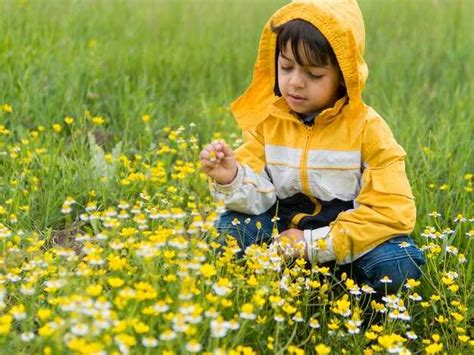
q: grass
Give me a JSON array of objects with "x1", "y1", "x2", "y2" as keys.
[{"x1": 0, "y1": 0, "x2": 472, "y2": 353}]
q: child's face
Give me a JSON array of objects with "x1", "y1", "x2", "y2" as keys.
[{"x1": 277, "y1": 43, "x2": 343, "y2": 115}]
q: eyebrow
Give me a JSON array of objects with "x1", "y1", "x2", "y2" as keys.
[{"x1": 279, "y1": 52, "x2": 327, "y2": 69}]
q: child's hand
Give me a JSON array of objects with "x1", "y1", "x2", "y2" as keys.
[
  {"x1": 273, "y1": 229, "x2": 307, "y2": 259},
  {"x1": 199, "y1": 140, "x2": 238, "y2": 185}
]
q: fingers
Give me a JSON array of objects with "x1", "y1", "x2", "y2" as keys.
[
  {"x1": 199, "y1": 158, "x2": 217, "y2": 171},
  {"x1": 199, "y1": 140, "x2": 233, "y2": 162},
  {"x1": 273, "y1": 230, "x2": 306, "y2": 260},
  {"x1": 219, "y1": 141, "x2": 235, "y2": 158}
]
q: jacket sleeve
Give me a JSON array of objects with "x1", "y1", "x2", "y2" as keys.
[
  {"x1": 209, "y1": 124, "x2": 277, "y2": 215},
  {"x1": 305, "y1": 114, "x2": 416, "y2": 264}
]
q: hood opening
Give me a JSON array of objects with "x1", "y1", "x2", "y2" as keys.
[
  {"x1": 271, "y1": 19, "x2": 347, "y2": 104},
  {"x1": 231, "y1": 0, "x2": 368, "y2": 130}
]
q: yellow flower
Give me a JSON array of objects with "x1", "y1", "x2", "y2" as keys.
[
  {"x1": 317, "y1": 238, "x2": 327, "y2": 250},
  {"x1": 315, "y1": 343, "x2": 331, "y2": 354},
  {"x1": 2, "y1": 104, "x2": 12, "y2": 113},
  {"x1": 449, "y1": 284, "x2": 459, "y2": 292},
  {"x1": 328, "y1": 319, "x2": 339, "y2": 330},
  {"x1": 365, "y1": 331, "x2": 378, "y2": 340},
  {"x1": 9, "y1": 304, "x2": 26, "y2": 319},
  {"x1": 282, "y1": 303, "x2": 297, "y2": 315},
  {"x1": 64, "y1": 116, "x2": 74, "y2": 125},
  {"x1": 108, "y1": 254, "x2": 128, "y2": 270},
  {"x1": 115, "y1": 333, "x2": 136, "y2": 347},
  {"x1": 86, "y1": 284, "x2": 102, "y2": 297},
  {"x1": 92, "y1": 116, "x2": 105, "y2": 125},
  {"x1": 404, "y1": 278, "x2": 420, "y2": 289},
  {"x1": 37, "y1": 309, "x2": 52, "y2": 321},
  {"x1": 132, "y1": 321, "x2": 150, "y2": 334},
  {"x1": 0, "y1": 314, "x2": 13, "y2": 335},
  {"x1": 241, "y1": 303, "x2": 254, "y2": 314},
  {"x1": 451, "y1": 312, "x2": 464, "y2": 321},
  {"x1": 108, "y1": 277, "x2": 125, "y2": 288},
  {"x1": 441, "y1": 276, "x2": 454, "y2": 285},
  {"x1": 167, "y1": 186, "x2": 178, "y2": 193},
  {"x1": 287, "y1": 345, "x2": 304, "y2": 355},
  {"x1": 52, "y1": 124, "x2": 62, "y2": 133},
  {"x1": 252, "y1": 290, "x2": 266, "y2": 308},
  {"x1": 221, "y1": 299, "x2": 232, "y2": 308},
  {"x1": 205, "y1": 293, "x2": 218, "y2": 303},
  {"x1": 425, "y1": 342, "x2": 443, "y2": 354},
  {"x1": 308, "y1": 280, "x2": 321, "y2": 288},
  {"x1": 377, "y1": 333, "x2": 406, "y2": 351},
  {"x1": 200, "y1": 263, "x2": 217, "y2": 278},
  {"x1": 142, "y1": 114, "x2": 151, "y2": 123},
  {"x1": 38, "y1": 324, "x2": 55, "y2": 337},
  {"x1": 332, "y1": 295, "x2": 351, "y2": 316},
  {"x1": 247, "y1": 275, "x2": 258, "y2": 286}
]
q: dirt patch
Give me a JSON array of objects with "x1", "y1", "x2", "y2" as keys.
[
  {"x1": 48, "y1": 225, "x2": 84, "y2": 255},
  {"x1": 92, "y1": 128, "x2": 113, "y2": 148}
]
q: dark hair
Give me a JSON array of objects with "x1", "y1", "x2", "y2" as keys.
[
  {"x1": 271, "y1": 19, "x2": 345, "y2": 97},
  {"x1": 271, "y1": 19, "x2": 338, "y2": 67}
]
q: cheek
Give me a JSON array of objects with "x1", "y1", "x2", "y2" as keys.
[
  {"x1": 277, "y1": 72, "x2": 287, "y2": 91},
  {"x1": 314, "y1": 79, "x2": 335, "y2": 96}
]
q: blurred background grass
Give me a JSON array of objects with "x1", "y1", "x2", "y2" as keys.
[{"x1": 0, "y1": 0, "x2": 473, "y2": 225}]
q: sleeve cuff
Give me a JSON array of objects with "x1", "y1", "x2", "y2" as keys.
[
  {"x1": 211, "y1": 164, "x2": 243, "y2": 194},
  {"x1": 303, "y1": 226, "x2": 336, "y2": 264}
]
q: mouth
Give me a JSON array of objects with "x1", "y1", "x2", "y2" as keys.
[{"x1": 288, "y1": 94, "x2": 307, "y2": 102}]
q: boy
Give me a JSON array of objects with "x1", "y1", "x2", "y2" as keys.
[{"x1": 199, "y1": 0, "x2": 424, "y2": 294}]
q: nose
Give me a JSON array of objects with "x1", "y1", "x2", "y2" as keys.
[{"x1": 288, "y1": 71, "x2": 305, "y2": 88}]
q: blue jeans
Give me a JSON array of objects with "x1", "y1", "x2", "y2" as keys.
[{"x1": 215, "y1": 209, "x2": 425, "y2": 295}]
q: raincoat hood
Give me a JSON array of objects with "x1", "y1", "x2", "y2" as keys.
[{"x1": 231, "y1": 0, "x2": 369, "y2": 130}]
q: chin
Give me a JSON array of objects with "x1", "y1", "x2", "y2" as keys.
[
  {"x1": 292, "y1": 105, "x2": 311, "y2": 115},
  {"x1": 287, "y1": 102, "x2": 305, "y2": 113}
]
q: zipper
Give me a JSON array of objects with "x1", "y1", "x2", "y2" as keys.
[
  {"x1": 290, "y1": 123, "x2": 321, "y2": 229},
  {"x1": 300, "y1": 124, "x2": 314, "y2": 197}
]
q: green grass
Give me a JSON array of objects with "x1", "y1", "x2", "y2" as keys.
[
  {"x1": 1, "y1": 0, "x2": 472, "y2": 233},
  {"x1": 0, "y1": 0, "x2": 472, "y2": 353}
]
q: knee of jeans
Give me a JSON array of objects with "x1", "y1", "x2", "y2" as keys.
[
  {"x1": 215, "y1": 210, "x2": 274, "y2": 245},
  {"x1": 372, "y1": 257, "x2": 423, "y2": 294}
]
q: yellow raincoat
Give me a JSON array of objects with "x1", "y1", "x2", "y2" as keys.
[{"x1": 211, "y1": 0, "x2": 416, "y2": 264}]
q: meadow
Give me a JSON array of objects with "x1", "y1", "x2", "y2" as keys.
[{"x1": 0, "y1": 0, "x2": 473, "y2": 353}]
